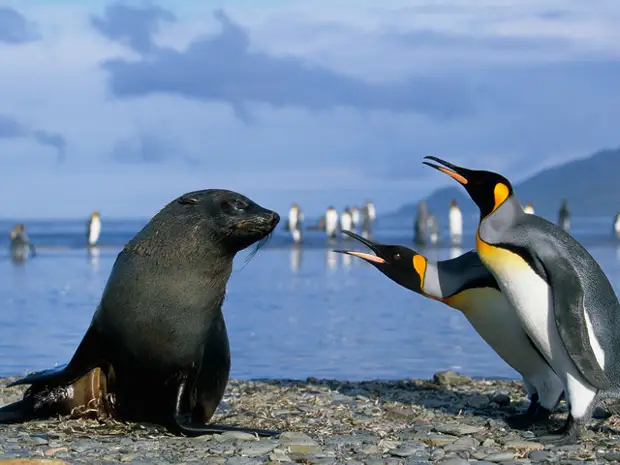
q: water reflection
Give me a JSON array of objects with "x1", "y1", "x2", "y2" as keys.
[
  {"x1": 341, "y1": 252, "x2": 352, "y2": 269},
  {"x1": 449, "y1": 246, "x2": 463, "y2": 259},
  {"x1": 289, "y1": 245, "x2": 302, "y2": 273},
  {"x1": 88, "y1": 246, "x2": 100, "y2": 270},
  {"x1": 326, "y1": 249, "x2": 338, "y2": 272}
]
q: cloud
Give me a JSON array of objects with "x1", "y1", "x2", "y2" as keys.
[
  {"x1": 97, "y1": 9, "x2": 473, "y2": 122},
  {"x1": 0, "y1": 114, "x2": 66, "y2": 163},
  {"x1": 90, "y1": 2, "x2": 176, "y2": 54},
  {"x1": 0, "y1": 7, "x2": 40, "y2": 44},
  {"x1": 1, "y1": 0, "x2": 620, "y2": 218}
]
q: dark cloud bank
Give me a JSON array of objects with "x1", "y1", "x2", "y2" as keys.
[
  {"x1": 0, "y1": 6, "x2": 40, "y2": 44},
  {"x1": 0, "y1": 115, "x2": 66, "y2": 163}
]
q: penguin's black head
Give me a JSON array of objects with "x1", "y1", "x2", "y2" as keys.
[
  {"x1": 422, "y1": 156, "x2": 514, "y2": 220},
  {"x1": 333, "y1": 230, "x2": 426, "y2": 294}
]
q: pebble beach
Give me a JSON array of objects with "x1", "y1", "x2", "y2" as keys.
[{"x1": 1, "y1": 372, "x2": 620, "y2": 465}]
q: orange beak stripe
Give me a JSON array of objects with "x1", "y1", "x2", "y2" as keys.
[
  {"x1": 438, "y1": 167, "x2": 468, "y2": 185},
  {"x1": 343, "y1": 251, "x2": 386, "y2": 264}
]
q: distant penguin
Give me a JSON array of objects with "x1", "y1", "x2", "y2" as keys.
[
  {"x1": 614, "y1": 213, "x2": 620, "y2": 240},
  {"x1": 325, "y1": 206, "x2": 339, "y2": 240},
  {"x1": 362, "y1": 200, "x2": 376, "y2": 238},
  {"x1": 424, "y1": 156, "x2": 620, "y2": 444},
  {"x1": 87, "y1": 211, "x2": 102, "y2": 247},
  {"x1": 288, "y1": 203, "x2": 303, "y2": 244},
  {"x1": 524, "y1": 203, "x2": 535, "y2": 215},
  {"x1": 448, "y1": 199, "x2": 463, "y2": 246},
  {"x1": 414, "y1": 201, "x2": 428, "y2": 246},
  {"x1": 10, "y1": 224, "x2": 36, "y2": 262},
  {"x1": 337, "y1": 231, "x2": 565, "y2": 428},
  {"x1": 558, "y1": 199, "x2": 571, "y2": 232},
  {"x1": 340, "y1": 207, "x2": 353, "y2": 238},
  {"x1": 427, "y1": 214, "x2": 439, "y2": 246},
  {"x1": 350, "y1": 207, "x2": 361, "y2": 231}
]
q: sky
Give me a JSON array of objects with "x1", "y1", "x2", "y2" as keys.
[{"x1": 1, "y1": 0, "x2": 620, "y2": 219}]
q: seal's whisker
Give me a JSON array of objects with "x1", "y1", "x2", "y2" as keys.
[{"x1": 239, "y1": 232, "x2": 272, "y2": 271}]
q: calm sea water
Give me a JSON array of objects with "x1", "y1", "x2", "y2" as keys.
[{"x1": 2, "y1": 216, "x2": 620, "y2": 382}]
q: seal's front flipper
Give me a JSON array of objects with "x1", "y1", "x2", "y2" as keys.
[
  {"x1": 0, "y1": 399, "x2": 37, "y2": 424},
  {"x1": 8, "y1": 364, "x2": 68, "y2": 387},
  {"x1": 170, "y1": 375, "x2": 279, "y2": 438},
  {"x1": 9, "y1": 325, "x2": 104, "y2": 389}
]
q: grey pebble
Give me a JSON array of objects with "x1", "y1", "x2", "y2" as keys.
[
  {"x1": 437, "y1": 458, "x2": 470, "y2": 465},
  {"x1": 220, "y1": 431, "x2": 261, "y2": 442},
  {"x1": 225, "y1": 457, "x2": 266, "y2": 465},
  {"x1": 603, "y1": 451, "x2": 620, "y2": 461},
  {"x1": 365, "y1": 459, "x2": 403, "y2": 465},
  {"x1": 491, "y1": 391, "x2": 512, "y2": 407},
  {"x1": 237, "y1": 439, "x2": 279, "y2": 457},
  {"x1": 435, "y1": 424, "x2": 484, "y2": 436},
  {"x1": 389, "y1": 441, "x2": 427, "y2": 457},
  {"x1": 529, "y1": 451, "x2": 555, "y2": 462},
  {"x1": 483, "y1": 451, "x2": 516, "y2": 462}
]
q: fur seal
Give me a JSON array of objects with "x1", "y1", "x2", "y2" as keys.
[{"x1": 0, "y1": 189, "x2": 280, "y2": 437}]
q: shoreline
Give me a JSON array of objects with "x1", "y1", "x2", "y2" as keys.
[{"x1": 1, "y1": 372, "x2": 619, "y2": 464}]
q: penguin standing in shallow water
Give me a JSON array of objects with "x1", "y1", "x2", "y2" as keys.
[
  {"x1": 614, "y1": 213, "x2": 620, "y2": 240},
  {"x1": 287, "y1": 203, "x2": 303, "y2": 244},
  {"x1": 325, "y1": 206, "x2": 339, "y2": 240},
  {"x1": 87, "y1": 211, "x2": 102, "y2": 247},
  {"x1": 335, "y1": 230, "x2": 564, "y2": 427},
  {"x1": 448, "y1": 199, "x2": 463, "y2": 246},
  {"x1": 340, "y1": 207, "x2": 353, "y2": 239},
  {"x1": 423, "y1": 156, "x2": 620, "y2": 444}
]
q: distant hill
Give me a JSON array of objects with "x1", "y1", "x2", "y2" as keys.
[{"x1": 388, "y1": 147, "x2": 620, "y2": 220}]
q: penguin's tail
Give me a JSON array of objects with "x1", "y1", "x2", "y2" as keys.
[{"x1": 0, "y1": 399, "x2": 37, "y2": 424}]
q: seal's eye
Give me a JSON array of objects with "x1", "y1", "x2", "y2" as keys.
[{"x1": 223, "y1": 199, "x2": 247, "y2": 213}]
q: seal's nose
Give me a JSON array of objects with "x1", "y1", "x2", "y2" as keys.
[{"x1": 270, "y1": 212, "x2": 280, "y2": 226}]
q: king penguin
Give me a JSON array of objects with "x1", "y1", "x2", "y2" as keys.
[
  {"x1": 288, "y1": 203, "x2": 303, "y2": 244},
  {"x1": 449, "y1": 199, "x2": 463, "y2": 246},
  {"x1": 523, "y1": 203, "x2": 535, "y2": 215},
  {"x1": 614, "y1": 213, "x2": 620, "y2": 240},
  {"x1": 87, "y1": 211, "x2": 102, "y2": 247},
  {"x1": 325, "y1": 206, "x2": 339, "y2": 240},
  {"x1": 423, "y1": 156, "x2": 620, "y2": 444},
  {"x1": 335, "y1": 230, "x2": 564, "y2": 427}
]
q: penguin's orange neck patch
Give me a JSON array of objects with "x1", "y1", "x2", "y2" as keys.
[
  {"x1": 413, "y1": 255, "x2": 427, "y2": 287},
  {"x1": 493, "y1": 183, "x2": 509, "y2": 212}
]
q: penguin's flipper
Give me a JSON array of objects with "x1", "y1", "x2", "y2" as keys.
[
  {"x1": 9, "y1": 325, "x2": 104, "y2": 389},
  {"x1": 505, "y1": 218, "x2": 612, "y2": 390}
]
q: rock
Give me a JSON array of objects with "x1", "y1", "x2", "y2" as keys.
[
  {"x1": 389, "y1": 441, "x2": 426, "y2": 457},
  {"x1": 491, "y1": 391, "x2": 511, "y2": 407},
  {"x1": 280, "y1": 434, "x2": 321, "y2": 454},
  {"x1": 503, "y1": 440, "x2": 544, "y2": 451},
  {"x1": 358, "y1": 444, "x2": 379, "y2": 455},
  {"x1": 220, "y1": 431, "x2": 260, "y2": 442},
  {"x1": 436, "y1": 459, "x2": 470, "y2": 465},
  {"x1": 434, "y1": 424, "x2": 484, "y2": 435},
  {"x1": 528, "y1": 450, "x2": 554, "y2": 462},
  {"x1": 0, "y1": 462, "x2": 70, "y2": 465},
  {"x1": 417, "y1": 434, "x2": 458, "y2": 446},
  {"x1": 225, "y1": 458, "x2": 266, "y2": 465},
  {"x1": 433, "y1": 371, "x2": 470, "y2": 385},
  {"x1": 467, "y1": 394, "x2": 490, "y2": 409},
  {"x1": 483, "y1": 451, "x2": 517, "y2": 462},
  {"x1": 237, "y1": 440, "x2": 279, "y2": 457}
]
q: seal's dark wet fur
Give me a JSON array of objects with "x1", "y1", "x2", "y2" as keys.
[{"x1": 0, "y1": 189, "x2": 280, "y2": 437}]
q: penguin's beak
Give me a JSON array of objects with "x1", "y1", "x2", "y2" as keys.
[
  {"x1": 422, "y1": 156, "x2": 470, "y2": 185},
  {"x1": 333, "y1": 230, "x2": 386, "y2": 264}
]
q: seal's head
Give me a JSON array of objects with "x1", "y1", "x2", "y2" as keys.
[{"x1": 171, "y1": 189, "x2": 280, "y2": 255}]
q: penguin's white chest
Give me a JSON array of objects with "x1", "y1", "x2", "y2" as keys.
[{"x1": 89, "y1": 219, "x2": 101, "y2": 245}]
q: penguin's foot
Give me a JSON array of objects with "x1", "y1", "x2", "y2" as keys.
[
  {"x1": 505, "y1": 405, "x2": 552, "y2": 430},
  {"x1": 535, "y1": 415, "x2": 581, "y2": 445}
]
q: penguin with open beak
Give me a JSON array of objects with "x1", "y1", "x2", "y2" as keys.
[
  {"x1": 334, "y1": 230, "x2": 564, "y2": 428},
  {"x1": 423, "y1": 156, "x2": 620, "y2": 444}
]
